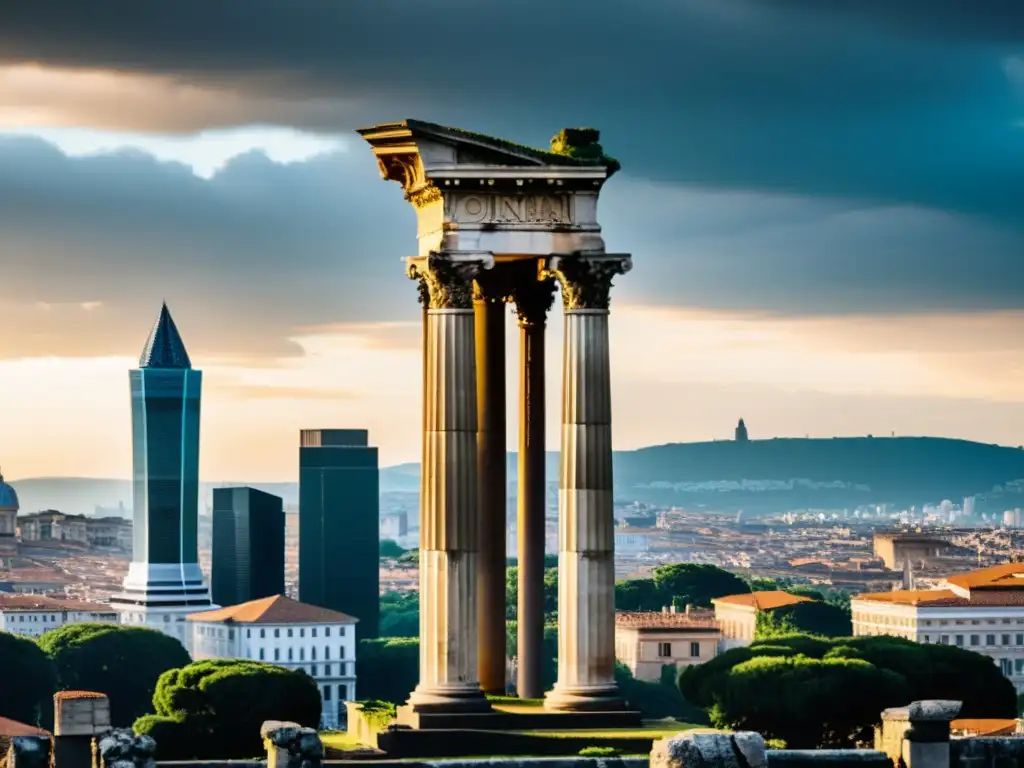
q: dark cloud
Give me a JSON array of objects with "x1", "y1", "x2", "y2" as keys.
[
  {"x1": 0, "y1": 136, "x2": 419, "y2": 359},
  {"x1": 1, "y1": 135, "x2": 1023, "y2": 365},
  {"x1": 1, "y1": 0, "x2": 1022, "y2": 222}
]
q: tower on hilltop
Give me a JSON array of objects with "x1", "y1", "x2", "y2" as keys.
[
  {"x1": 735, "y1": 418, "x2": 749, "y2": 442},
  {"x1": 109, "y1": 303, "x2": 214, "y2": 648}
]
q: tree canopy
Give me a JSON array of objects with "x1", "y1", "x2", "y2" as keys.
[
  {"x1": 755, "y1": 601, "x2": 853, "y2": 640},
  {"x1": 379, "y1": 539, "x2": 406, "y2": 558},
  {"x1": 616, "y1": 564, "x2": 751, "y2": 612},
  {"x1": 379, "y1": 591, "x2": 419, "y2": 638},
  {"x1": 0, "y1": 631, "x2": 58, "y2": 728},
  {"x1": 680, "y1": 634, "x2": 1016, "y2": 748},
  {"x1": 134, "y1": 659, "x2": 321, "y2": 759},
  {"x1": 356, "y1": 637, "x2": 419, "y2": 704},
  {"x1": 38, "y1": 623, "x2": 191, "y2": 727},
  {"x1": 506, "y1": 566, "x2": 559, "y2": 621}
]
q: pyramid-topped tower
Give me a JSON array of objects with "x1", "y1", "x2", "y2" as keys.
[
  {"x1": 110, "y1": 304, "x2": 214, "y2": 648},
  {"x1": 139, "y1": 302, "x2": 192, "y2": 369}
]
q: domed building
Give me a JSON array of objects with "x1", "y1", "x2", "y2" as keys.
[{"x1": 0, "y1": 468, "x2": 19, "y2": 564}]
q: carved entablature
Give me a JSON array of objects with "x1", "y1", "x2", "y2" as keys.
[
  {"x1": 543, "y1": 255, "x2": 633, "y2": 311},
  {"x1": 407, "y1": 252, "x2": 495, "y2": 310},
  {"x1": 445, "y1": 193, "x2": 576, "y2": 228}
]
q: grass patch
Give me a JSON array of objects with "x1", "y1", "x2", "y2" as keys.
[
  {"x1": 515, "y1": 722, "x2": 710, "y2": 739},
  {"x1": 321, "y1": 732, "x2": 370, "y2": 750}
]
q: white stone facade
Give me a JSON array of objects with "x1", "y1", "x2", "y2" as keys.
[
  {"x1": 189, "y1": 617, "x2": 357, "y2": 729},
  {"x1": 852, "y1": 600, "x2": 1024, "y2": 690},
  {"x1": 0, "y1": 595, "x2": 119, "y2": 639}
]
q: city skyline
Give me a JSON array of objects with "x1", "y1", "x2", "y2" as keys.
[{"x1": 2, "y1": 2, "x2": 1022, "y2": 480}]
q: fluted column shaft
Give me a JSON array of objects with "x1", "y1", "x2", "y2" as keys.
[
  {"x1": 515, "y1": 281, "x2": 554, "y2": 700},
  {"x1": 475, "y1": 295, "x2": 507, "y2": 695},
  {"x1": 407, "y1": 255, "x2": 493, "y2": 712},
  {"x1": 544, "y1": 255, "x2": 631, "y2": 712}
]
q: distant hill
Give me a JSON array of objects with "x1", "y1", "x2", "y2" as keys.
[
  {"x1": 11, "y1": 437, "x2": 1024, "y2": 516},
  {"x1": 384, "y1": 437, "x2": 1024, "y2": 512}
]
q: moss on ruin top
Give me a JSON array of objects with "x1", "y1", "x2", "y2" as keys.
[
  {"x1": 549, "y1": 128, "x2": 621, "y2": 176},
  {"x1": 426, "y1": 121, "x2": 619, "y2": 175}
]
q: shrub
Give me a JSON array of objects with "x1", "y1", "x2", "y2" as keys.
[
  {"x1": 0, "y1": 631, "x2": 58, "y2": 728},
  {"x1": 681, "y1": 632, "x2": 1017, "y2": 748},
  {"x1": 39, "y1": 623, "x2": 190, "y2": 726},
  {"x1": 134, "y1": 659, "x2": 321, "y2": 759}
]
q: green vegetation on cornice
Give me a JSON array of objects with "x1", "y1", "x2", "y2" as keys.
[
  {"x1": 427, "y1": 121, "x2": 619, "y2": 174},
  {"x1": 549, "y1": 127, "x2": 621, "y2": 176}
]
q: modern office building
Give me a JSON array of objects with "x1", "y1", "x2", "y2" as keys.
[
  {"x1": 211, "y1": 486, "x2": 285, "y2": 607},
  {"x1": 298, "y1": 429, "x2": 379, "y2": 638},
  {"x1": 110, "y1": 303, "x2": 214, "y2": 648}
]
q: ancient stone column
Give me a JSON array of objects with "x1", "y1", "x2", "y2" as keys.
[
  {"x1": 513, "y1": 278, "x2": 555, "y2": 700},
  {"x1": 406, "y1": 252, "x2": 494, "y2": 713},
  {"x1": 474, "y1": 285, "x2": 507, "y2": 695},
  {"x1": 543, "y1": 254, "x2": 632, "y2": 712}
]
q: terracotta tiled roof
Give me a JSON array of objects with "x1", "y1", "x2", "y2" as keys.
[
  {"x1": 854, "y1": 588, "x2": 1024, "y2": 607},
  {"x1": 0, "y1": 594, "x2": 112, "y2": 612},
  {"x1": 946, "y1": 563, "x2": 1024, "y2": 590},
  {"x1": 187, "y1": 594, "x2": 359, "y2": 625},
  {"x1": 54, "y1": 691, "x2": 107, "y2": 701},
  {"x1": 854, "y1": 589, "x2": 962, "y2": 606},
  {"x1": 0, "y1": 717, "x2": 49, "y2": 738},
  {"x1": 950, "y1": 719, "x2": 1018, "y2": 737},
  {"x1": 615, "y1": 610, "x2": 719, "y2": 630},
  {"x1": 712, "y1": 591, "x2": 813, "y2": 611}
]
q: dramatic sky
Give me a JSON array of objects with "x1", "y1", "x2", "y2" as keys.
[{"x1": 2, "y1": 1, "x2": 1023, "y2": 480}]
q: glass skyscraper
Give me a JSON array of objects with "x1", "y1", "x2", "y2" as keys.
[
  {"x1": 211, "y1": 486, "x2": 285, "y2": 607},
  {"x1": 110, "y1": 304, "x2": 213, "y2": 647},
  {"x1": 298, "y1": 429, "x2": 380, "y2": 638}
]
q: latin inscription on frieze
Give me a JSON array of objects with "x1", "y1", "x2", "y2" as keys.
[{"x1": 450, "y1": 195, "x2": 573, "y2": 226}]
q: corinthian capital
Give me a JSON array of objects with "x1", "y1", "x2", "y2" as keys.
[
  {"x1": 543, "y1": 254, "x2": 633, "y2": 311},
  {"x1": 407, "y1": 252, "x2": 495, "y2": 310},
  {"x1": 512, "y1": 278, "x2": 556, "y2": 328}
]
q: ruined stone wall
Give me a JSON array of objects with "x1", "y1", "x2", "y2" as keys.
[{"x1": 951, "y1": 737, "x2": 1024, "y2": 767}]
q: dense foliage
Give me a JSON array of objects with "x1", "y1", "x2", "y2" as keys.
[
  {"x1": 679, "y1": 634, "x2": 1016, "y2": 748},
  {"x1": 133, "y1": 659, "x2": 320, "y2": 759},
  {"x1": 356, "y1": 637, "x2": 419, "y2": 704},
  {"x1": 506, "y1": 566, "x2": 559, "y2": 621},
  {"x1": 505, "y1": 622, "x2": 559, "y2": 690},
  {"x1": 0, "y1": 631, "x2": 58, "y2": 728},
  {"x1": 38, "y1": 623, "x2": 191, "y2": 727},
  {"x1": 379, "y1": 591, "x2": 419, "y2": 638},
  {"x1": 615, "y1": 564, "x2": 751, "y2": 611},
  {"x1": 379, "y1": 539, "x2": 406, "y2": 558},
  {"x1": 616, "y1": 663, "x2": 709, "y2": 724},
  {"x1": 755, "y1": 601, "x2": 853, "y2": 640}
]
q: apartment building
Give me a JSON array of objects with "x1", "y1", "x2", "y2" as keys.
[
  {"x1": 712, "y1": 590, "x2": 814, "y2": 649},
  {"x1": 852, "y1": 563, "x2": 1024, "y2": 690},
  {"x1": 188, "y1": 594, "x2": 358, "y2": 729},
  {"x1": 615, "y1": 608, "x2": 721, "y2": 681},
  {"x1": 0, "y1": 594, "x2": 118, "y2": 638}
]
